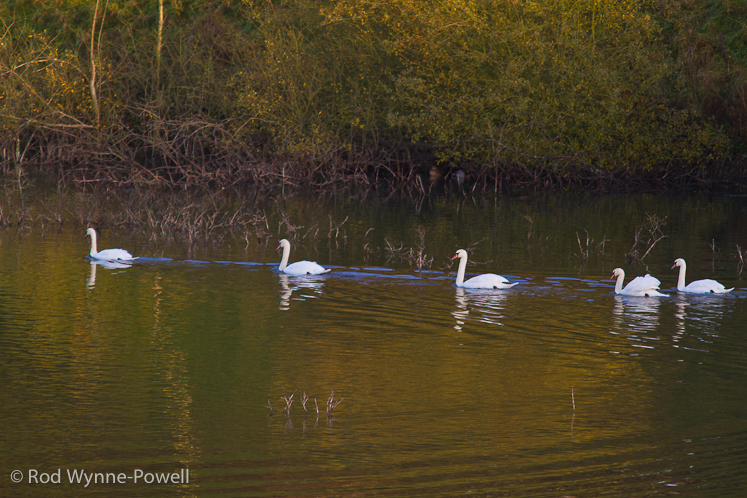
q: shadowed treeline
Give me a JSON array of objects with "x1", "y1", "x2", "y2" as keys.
[{"x1": 1, "y1": 0, "x2": 746, "y2": 190}]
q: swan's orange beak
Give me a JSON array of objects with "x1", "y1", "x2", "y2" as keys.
[
  {"x1": 451, "y1": 254, "x2": 458, "y2": 260},
  {"x1": 671, "y1": 263, "x2": 676, "y2": 269},
  {"x1": 277, "y1": 244, "x2": 282, "y2": 250},
  {"x1": 610, "y1": 274, "x2": 615, "y2": 279}
]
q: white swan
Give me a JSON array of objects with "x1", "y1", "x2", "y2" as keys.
[
  {"x1": 277, "y1": 239, "x2": 330, "y2": 276},
  {"x1": 451, "y1": 249, "x2": 517, "y2": 289},
  {"x1": 86, "y1": 228, "x2": 134, "y2": 262},
  {"x1": 672, "y1": 258, "x2": 733, "y2": 294},
  {"x1": 611, "y1": 268, "x2": 666, "y2": 297}
]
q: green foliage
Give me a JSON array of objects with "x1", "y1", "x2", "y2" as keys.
[
  {"x1": 322, "y1": 0, "x2": 730, "y2": 170},
  {"x1": 0, "y1": 0, "x2": 743, "y2": 184},
  {"x1": 0, "y1": 27, "x2": 94, "y2": 132},
  {"x1": 656, "y1": 0, "x2": 747, "y2": 144}
]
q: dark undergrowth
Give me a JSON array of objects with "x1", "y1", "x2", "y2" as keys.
[{"x1": 4, "y1": 141, "x2": 747, "y2": 196}]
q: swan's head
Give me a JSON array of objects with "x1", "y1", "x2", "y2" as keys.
[
  {"x1": 451, "y1": 249, "x2": 468, "y2": 261},
  {"x1": 672, "y1": 258, "x2": 685, "y2": 269},
  {"x1": 85, "y1": 227, "x2": 96, "y2": 239},
  {"x1": 277, "y1": 239, "x2": 290, "y2": 251},
  {"x1": 611, "y1": 268, "x2": 624, "y2": 279}
]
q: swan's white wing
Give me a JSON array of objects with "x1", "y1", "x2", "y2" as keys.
[
  {"x1": 283, "y1": 260, "x2": 329, "y2": 276},
  {"x1": 619, "y1": 288, "x2": 667, "y2": 297},
  {"x1": 462, "y1": 273, "x2": 517, "y2": 289},
  {"x1": 619, "y1": 274, "x2": 666, "y2": 296},
  {"x1": 93, "y1": 248, "x2": 134, "y2": 261},
  {"x1": 624, "y1": 274, "x2": 661, "y2": 293},
  {"x1": 684, "y1": 279, "x2": 733, "y2": 294}
]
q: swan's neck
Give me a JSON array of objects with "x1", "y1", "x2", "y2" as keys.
[
  {"x1": 89, "y1": 232, "x2": 98, "y2": 257},
  {"x1": 279, "y1": 244, "x2": 290, "y2": 270},
  {"x1": 676, "y1": 263, "x2": 687, "y2": 291},
  {"x1": 614, "y1": 272, "x2": 625, "y2": 294},
  {"x1": 455, "y1": 256, "x2": 467, "y2": 287}
]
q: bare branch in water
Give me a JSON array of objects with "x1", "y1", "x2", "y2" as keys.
[
  {"x1": 277, "y1": 206, "x2": 303, "y2": 238},
  {"x1": 628, "y1": 214, "x2": 667, "y2": 263},
  {"x1": 326, "y1": 390, "x2": 344, "y2": 415},
  {"x1": 383, "y1": 226, "x2": 433, "y2": 272},
  {"x1": 265, "y1": 400, "x2": 277, "y2": 417},
  {"x1": 281, "y1": 386, "x2": 297, "y2": 416},
  {"x1": 572, "y1": 386, "x2": 576, "y2": 412},
  {"x1": 737, "y1": 244, "x2": 746, "y2": 275},
  {"x1": 574, "y1": 229, "x2": 592, "y2": 263},
  {"x1": 328, "y1": 214, "x2": 349, "y2": 241},
  {"x1": 301, "y1": 392, "x2": 309, "y2": 418},
  {"x1": 596, "y1": 235, "x2": 610, "y2": 255}
]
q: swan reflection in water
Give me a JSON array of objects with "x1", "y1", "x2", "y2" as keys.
[
  {"x1": 452, "y1": 287, "x2": 509, "y2": 331},
  {"x1": 278, "y1": 274, "x2": 325, "y2": 310},
  {"x1": 611, "y1": 294, "x2": 662, "y2": 336},
  {"x1": 86, "y1": 259, "x2": 132, "y2": 289},
  {"x1": 673, "y1": 293, "x2": 689, "y2": 342},
  {"x1": 673, "y1": 292, "x2": 728, "y2": 348}
]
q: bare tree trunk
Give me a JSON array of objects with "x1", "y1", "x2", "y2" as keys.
[
  {"x1": 157, "y1": 0, "x2": 164, "y2": 84},
  {"x1": 89, "y1": 0, "x2": 101, "y2": 125}
]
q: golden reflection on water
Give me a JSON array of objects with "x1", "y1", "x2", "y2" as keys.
[
  {"x1": 149, "y1": 272, "x2": 201, "y2": 463},
  {"x1": 0, "y1": 192, "x2": 745, "y2": 497},
  {"x1": 257, "y1": 275, "x2": 662, "y2": 470}
]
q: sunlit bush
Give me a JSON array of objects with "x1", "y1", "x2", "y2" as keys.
[
  {"x1": 0, "y1": 0, "x2": 742, "y2": 184},
  {"x1": 321, "y1": 0, "x2": 730, "y2": 170}
]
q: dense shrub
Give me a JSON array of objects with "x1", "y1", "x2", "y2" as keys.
[{"x1": 0, "y1": 0, "x2": 744, "y2": 187}]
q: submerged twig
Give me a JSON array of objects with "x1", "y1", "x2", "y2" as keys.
[
  {"x1": 383, "y1": 226, "x2": 433, "y2": 271},
  {"x1": 571, "y1": 386, "x2": 576, "y2": 440},
  {"x1": 277, "y1": 208, "x2": 303, "y2": 238},
  {"x1": 265, "y1": 400, "x2": 277, "y2": 417},
  {"x1": 301, "y1": 392, "x2": 309, "y2": 418},
  {"x1": 572, "y1": 386, "x2": 576, "y2": 412},
  {"x1": 575, "y1": 229, "x2": 592, "y2": 263},
  {"x1": 281, "y1": 386, "x2": 297, "y2": 416},
  {"x1": 596, "y1": 235, "x2": 610, "y2": 255},
  {"x1": 628, "y1": 214, "x2": 667, "y2": 263},
  {"x1": 328, "y1": 214, "x2": 349, "y2": 241},
  {"x1": 413, "y1": 225, "x2": 433, "y2": 273},
  {"x1": 737, "y1": 244, "x2": 745, "y2": 275},
  {"x1": 326, "y1": 390, "x2": 344, "y2": 415}
]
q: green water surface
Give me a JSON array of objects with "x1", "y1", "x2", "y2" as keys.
[{"x1": 1, "y1": 191, "x2": 746, "y2": 497}]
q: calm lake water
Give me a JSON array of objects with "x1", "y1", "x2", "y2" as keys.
[{"x1": 1, "y1": 188, "x2": 746, "y2": 497}]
